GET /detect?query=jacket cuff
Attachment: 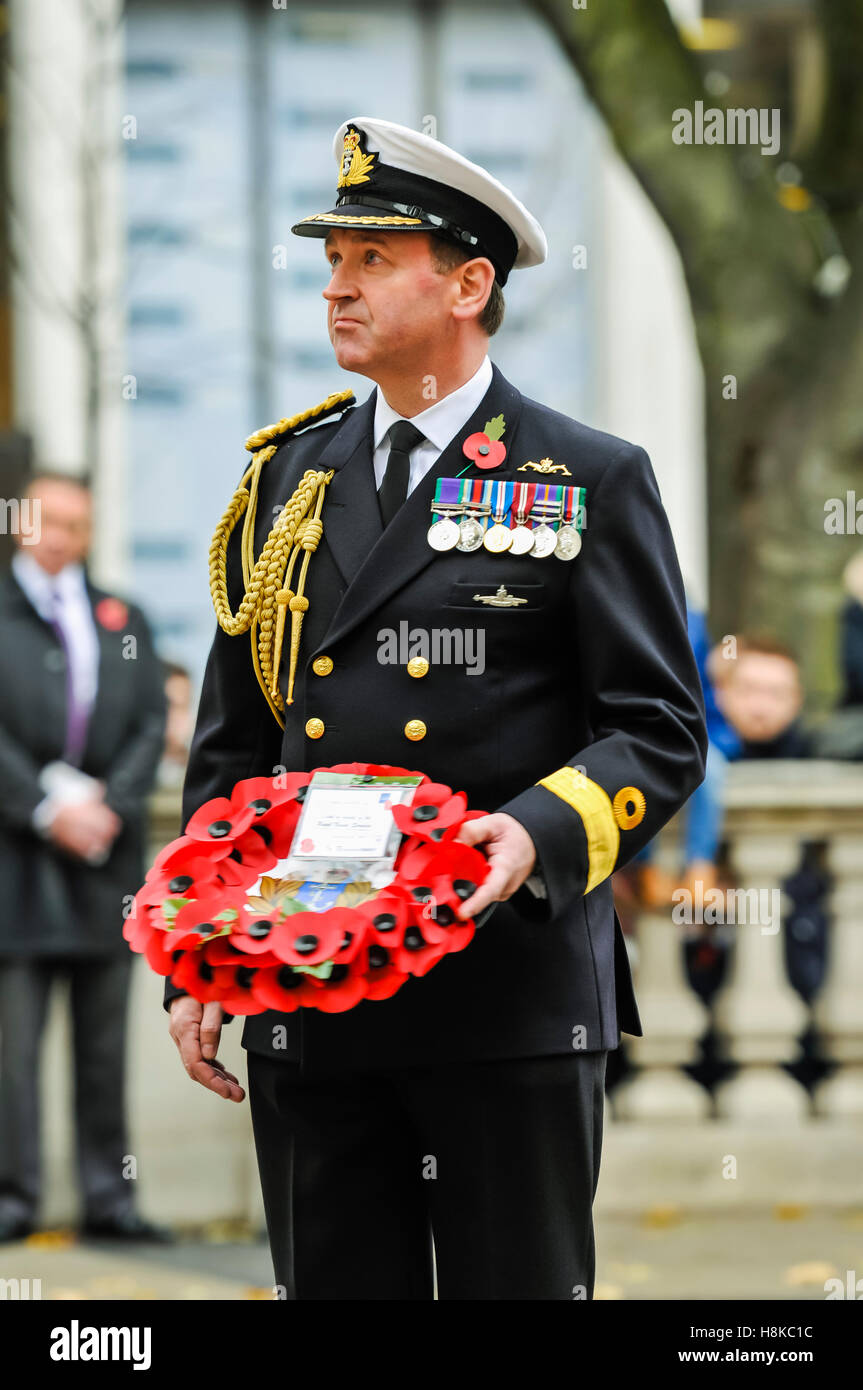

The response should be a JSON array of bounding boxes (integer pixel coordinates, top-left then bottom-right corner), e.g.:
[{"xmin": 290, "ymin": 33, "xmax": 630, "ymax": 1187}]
[
  {"xmin": 498, "ymin": 783, "xmax": 591, "ymax": 922},
  {"xmin": 163, "ymin": 979, "xmax": 235, "ymax": 1023}
]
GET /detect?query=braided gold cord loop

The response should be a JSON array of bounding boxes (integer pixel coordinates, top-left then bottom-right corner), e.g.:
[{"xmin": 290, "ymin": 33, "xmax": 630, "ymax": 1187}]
[
  {"xmin": 206, "ymin": 389, "xmax": 354, "ymax": 727},
  {"xmin": 243, "ymin": 388, "xmax": 354, "ymax": 454}
]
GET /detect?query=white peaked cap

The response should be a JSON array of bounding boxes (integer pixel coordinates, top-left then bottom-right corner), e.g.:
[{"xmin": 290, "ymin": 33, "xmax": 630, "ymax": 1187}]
[{"xmin": 291, "ymin": 115, "xmax": 547, "ymax": 285}]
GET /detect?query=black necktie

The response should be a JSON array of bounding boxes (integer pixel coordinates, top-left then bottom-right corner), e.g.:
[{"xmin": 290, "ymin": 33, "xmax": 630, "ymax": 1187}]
[{"xmin": 378, "ymin": 420, "xmax": 426, "ymax": 526}]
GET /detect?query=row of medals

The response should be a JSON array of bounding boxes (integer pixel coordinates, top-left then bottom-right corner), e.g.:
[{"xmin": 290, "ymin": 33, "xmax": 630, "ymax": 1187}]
[{"xmin": 427, "ymin": 498, "xmax": 583, "ymax": 560}]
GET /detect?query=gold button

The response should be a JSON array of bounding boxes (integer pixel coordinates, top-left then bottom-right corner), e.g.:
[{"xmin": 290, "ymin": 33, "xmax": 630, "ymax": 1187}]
[
  {"xmin": 404, "ymin": 719, "xmax": 427, "ymax": 741},
  {"xmin": 406, "ymin": 657, "xmax": 429, "ymax": 678},
  {"xmin": 305, "ymin": 717, "xmax": 325, "ymax": 739},
  {"xmin": 312, "ymin": 655, "xmax": 334, "ymax": 676}
]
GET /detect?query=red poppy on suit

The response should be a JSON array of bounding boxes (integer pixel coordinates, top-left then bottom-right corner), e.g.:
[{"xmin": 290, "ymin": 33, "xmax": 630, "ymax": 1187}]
[
  {"xmin": 94, "ymin": 596, "xmax": 129, "ymax": 630},
  {"xmin": 462, "ymin": 431, "xmax": 506, "ymax": 470}
]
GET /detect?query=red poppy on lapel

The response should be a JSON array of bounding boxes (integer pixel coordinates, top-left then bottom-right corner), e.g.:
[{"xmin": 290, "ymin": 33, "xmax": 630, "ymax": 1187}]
[
  {"xmin": 462, "ymin": 431, "xmax": 506, "ymax": 470},
  {"xmin": 95, "ymin": 596, "xmax": 129, "ymax": 630}
]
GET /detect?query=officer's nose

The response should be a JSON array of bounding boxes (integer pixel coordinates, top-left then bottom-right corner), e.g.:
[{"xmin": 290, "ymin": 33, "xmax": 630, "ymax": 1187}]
[{"xmin": 323, "ymin": 263, "xmax": 359, "ymax": 304}]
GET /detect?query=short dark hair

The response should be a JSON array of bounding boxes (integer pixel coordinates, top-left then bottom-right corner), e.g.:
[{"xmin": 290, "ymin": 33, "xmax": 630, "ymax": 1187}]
[
  {"xmin": 24, "ymin": 469, "xmax": 92, "ymax": 497},
  {"xmin": 736, "ymin": 635, "xmax": 801, "ymax": 671},
  {"xmin": 427, "ymin": 233, "xmax": 505, "ymax": 336}
]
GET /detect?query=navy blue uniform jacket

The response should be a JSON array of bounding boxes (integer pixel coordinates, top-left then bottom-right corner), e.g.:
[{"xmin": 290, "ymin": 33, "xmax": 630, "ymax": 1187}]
[{"xmin": 165, "ymin": 362, "xmax": 707, "ymax": 1073}]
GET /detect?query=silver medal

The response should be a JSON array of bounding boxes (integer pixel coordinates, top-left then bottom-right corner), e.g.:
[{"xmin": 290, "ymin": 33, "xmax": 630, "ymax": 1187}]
[
  {"xmin": 427, "ymin": 516, "xmax": 460, "ymax": 552},
  {"xmin": 554, "ymin": 524, "xmax": 582, "ymax": 560},
  {"xmin": 457, "ymin": 515, "xmax": 485, "ymax": 552},
  {"xmin": 509, "ymin": 524, "xmax": 535, "ymax": 555},
  {"xmin": 529, "ymin": 522, "xmax": 557, "ymax": 558}
]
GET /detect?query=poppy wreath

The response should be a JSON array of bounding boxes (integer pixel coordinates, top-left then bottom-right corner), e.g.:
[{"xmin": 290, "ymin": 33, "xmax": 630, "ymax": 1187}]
[{"xmin": 126, "ymin": 763, "xmax": 492, "ymax": 1015}]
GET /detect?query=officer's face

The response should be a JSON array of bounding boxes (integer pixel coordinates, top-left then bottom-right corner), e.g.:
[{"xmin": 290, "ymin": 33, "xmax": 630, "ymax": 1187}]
[{"xmin": 322, "ymin": 229, "xmax": 456, "ymax": 378}]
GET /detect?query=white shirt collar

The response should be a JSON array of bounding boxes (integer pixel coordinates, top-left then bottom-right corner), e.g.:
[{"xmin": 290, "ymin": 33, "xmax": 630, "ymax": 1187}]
[
  {"xmin": 373, "ymin": 355, "xmax": 493, "ymax": 454},
  {"xmin": 12, "ymin": 550, "xmax": 87, "ymax": 614}
]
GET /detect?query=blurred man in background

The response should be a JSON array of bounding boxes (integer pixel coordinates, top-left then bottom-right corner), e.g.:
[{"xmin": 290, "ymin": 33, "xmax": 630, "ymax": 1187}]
[
  {"xmin": 714, "ymin": 636, "xmax": 829, "ymax": 1026},
  {"xmin": 0, "ymin": 472, "xmax": 169, "ymax": 1243}
]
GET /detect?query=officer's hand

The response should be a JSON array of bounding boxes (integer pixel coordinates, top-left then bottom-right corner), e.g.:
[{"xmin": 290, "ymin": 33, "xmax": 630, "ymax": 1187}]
[
  {"xmin": 169, "ymin": 997, "xmax": 245, "ymax": 1102},
  {"xmin": 453, "ymin": 813, "xmax": 537, "ymax": 920}
]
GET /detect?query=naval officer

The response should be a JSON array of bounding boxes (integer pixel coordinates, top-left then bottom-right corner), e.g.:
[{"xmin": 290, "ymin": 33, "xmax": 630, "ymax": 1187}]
[{"xmin": 166, "ymin": 116, "xmax": 707, "ymax": 1300}]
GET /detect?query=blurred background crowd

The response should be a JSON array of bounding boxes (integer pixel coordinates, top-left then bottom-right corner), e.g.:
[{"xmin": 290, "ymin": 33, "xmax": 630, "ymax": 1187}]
[{"xmin": 1, "ymin": 0, "xmax": 862, "ymax": 1298}]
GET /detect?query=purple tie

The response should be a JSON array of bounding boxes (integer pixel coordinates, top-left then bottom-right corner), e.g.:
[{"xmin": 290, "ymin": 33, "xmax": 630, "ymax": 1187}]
[{"xmin": 47, "ymin": 584, "xmax": 89, "ymax": 766}]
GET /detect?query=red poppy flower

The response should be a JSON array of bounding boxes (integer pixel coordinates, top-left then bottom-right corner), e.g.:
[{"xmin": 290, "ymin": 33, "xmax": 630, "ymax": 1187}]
[
  {"xmin": 268, "ymin": 907, "xmax": 352, "ymax": 967},
  {"xmin": 185, "ymin": 797, "xmax": 257, "ymax": 848},
  {"xmin": 124, "ymin": 901, "xmax": 161, "ymax": 952},
  {"xmin": 228, "ymin": 776, "xmax": 306, "ymax": 855},
  {"xmin": 144, "ymin": 927, "xmax": 185, "ymax": 977},
  {"xmin": 223, "ymin": 907, "xmax": 293, "ymax": 959},
  {"xmin": 95, "ymin": 596, "xmax": 129, "ymax": 630},
  {"xmin": 391, "ymin": 785, "xmax": 467, "ymax": 839},
  {"xmin": 462, "ymin": 432, "xmax": 506, "ymax": 470},
  {"xmin": 390, "ymin": 923, "xmax": 450, "ymax": 977},
  {"xmin": 170, "ymin": 888, "xmax": 248, "ymax": 947},
  {"xmin": 135, "ymin": 767, "xmax": 490, "ymax": 1015},
  {"xmin": 205, "ymin": 933, "xmax": 280, "ymax": 969},
  {"xmin": 398, "ymin": 834, "xmax": 488, "ymax": 887},
  {"xmin": 169, "ymin": 948, "xmax": 226, "ymax": 1003},
  {"xmin": 362, "ymin": 942, "xmax": 410, "ymax": 999},
  {"xmin": 209, "ymin": 962, "xmax": 268, "ymax": 1015},
  {"xmin": 251, "ymin": 963, "xmax": 316, "ymax": 1013},
  {"xmin": 229, "ymin": 773, "xmax": 308, "ymax": 816},
  {"xmin": 311, "ymin": 964, "xmax": 369, "ymax": 1013}
]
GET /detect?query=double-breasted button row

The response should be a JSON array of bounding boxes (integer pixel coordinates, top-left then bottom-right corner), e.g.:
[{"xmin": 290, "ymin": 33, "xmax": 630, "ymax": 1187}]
[
  {"xmin": 304, "ymin": 715, "xmax": 427, "ymax": 741},
  {"xmin": 313, "ymin": 653, "xmax": 429, "ymax": 680}
]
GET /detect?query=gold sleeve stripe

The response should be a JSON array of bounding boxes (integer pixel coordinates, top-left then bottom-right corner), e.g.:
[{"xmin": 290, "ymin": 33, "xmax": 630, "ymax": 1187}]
[{"xmin": 536, "ymin": 767, "xmax": 620, "ymax": 894}]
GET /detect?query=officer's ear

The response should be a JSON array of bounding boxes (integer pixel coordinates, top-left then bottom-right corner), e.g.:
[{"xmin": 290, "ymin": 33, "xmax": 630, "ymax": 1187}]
[{"xmin": 450, "ymin": 256, "xmax": 496, "ymax": 326}]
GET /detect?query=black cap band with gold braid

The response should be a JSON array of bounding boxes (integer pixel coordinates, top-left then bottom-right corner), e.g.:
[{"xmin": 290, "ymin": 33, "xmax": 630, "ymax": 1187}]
[{"xmin": 208, "ymin": 388, "xmax": 355, "ymax": 728}]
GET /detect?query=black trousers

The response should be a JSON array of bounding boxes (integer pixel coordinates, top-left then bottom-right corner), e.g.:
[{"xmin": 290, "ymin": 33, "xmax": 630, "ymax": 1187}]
[
  {"xmin": 0, "ymin": 955, "xmax": 135, "ymax": 1225},
  {"xmin": 246, "ymin": 1047, "xmax": 608, "ymax": 1301}
]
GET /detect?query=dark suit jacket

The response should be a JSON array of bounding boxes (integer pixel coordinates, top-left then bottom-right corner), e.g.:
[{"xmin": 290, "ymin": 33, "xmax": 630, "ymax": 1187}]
[
  {"xmin": 165, "ymin": 362, "xmax": 707, "ymax": 1070},
  {"xmin": 0, "ymin": 567, "xmax": 167, "ymax": 957}
]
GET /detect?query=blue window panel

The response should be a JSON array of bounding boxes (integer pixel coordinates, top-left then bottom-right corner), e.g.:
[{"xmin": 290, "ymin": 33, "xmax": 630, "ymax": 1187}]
[{"xmin": 129, "ymin": 303, "xmax": 186, "ymax": 327}]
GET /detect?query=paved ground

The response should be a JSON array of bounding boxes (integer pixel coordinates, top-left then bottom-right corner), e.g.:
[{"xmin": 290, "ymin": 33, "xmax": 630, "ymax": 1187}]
[{"xmin": 3, "ymin": 1208, "xmax": 861, "ymax": 1300}]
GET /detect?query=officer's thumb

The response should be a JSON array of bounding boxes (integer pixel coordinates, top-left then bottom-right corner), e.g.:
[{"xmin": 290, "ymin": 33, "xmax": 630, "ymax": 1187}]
[{"xmin": 452, "ymin": 813, "xmax": 496, "ymax": 847}]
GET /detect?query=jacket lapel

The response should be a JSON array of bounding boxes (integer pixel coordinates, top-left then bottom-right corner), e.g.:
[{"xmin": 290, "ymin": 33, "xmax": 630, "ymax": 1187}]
[{"xmin": 317, "ymin": 362, "xmax": 523, "ymax": 649}]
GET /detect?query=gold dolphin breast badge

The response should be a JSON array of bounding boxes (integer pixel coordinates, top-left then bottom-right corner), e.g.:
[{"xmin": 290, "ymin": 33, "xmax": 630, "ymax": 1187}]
[
  {"xmin": 517, "ymin": 457, "xmax": 571, "ymax": 475},
  {"xmin": 473, "ymin": 585, "xmax": 529, "ymax": 608}
]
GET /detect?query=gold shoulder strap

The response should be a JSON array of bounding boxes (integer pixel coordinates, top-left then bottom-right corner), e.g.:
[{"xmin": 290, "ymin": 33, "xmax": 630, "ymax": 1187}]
[{"xmin": 208, "ymin": 388, "xmax": 355, "ymax": 728}]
